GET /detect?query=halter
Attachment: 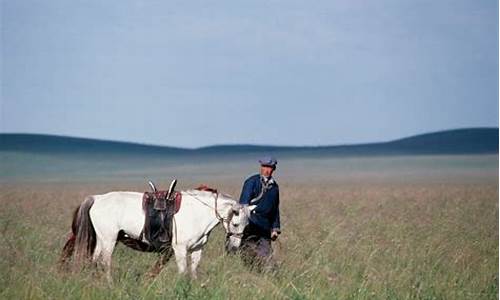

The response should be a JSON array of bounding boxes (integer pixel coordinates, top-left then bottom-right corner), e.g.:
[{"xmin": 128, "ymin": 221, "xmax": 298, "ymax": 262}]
[{"xmin": 226, "ymin": 230, "xmax": 245, "ymax": 239}]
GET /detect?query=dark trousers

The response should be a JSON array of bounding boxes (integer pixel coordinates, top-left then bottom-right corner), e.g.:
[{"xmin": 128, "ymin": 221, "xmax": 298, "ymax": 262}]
[{"xmin": 240, "ymin": 223, "xmax": 273, "ymax": 270}]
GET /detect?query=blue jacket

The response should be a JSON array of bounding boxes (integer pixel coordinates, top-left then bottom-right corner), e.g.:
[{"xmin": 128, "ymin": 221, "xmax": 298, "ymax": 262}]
[{"xmin": 239, "ymin": 174, "xmax": 281, "ymax": 235}]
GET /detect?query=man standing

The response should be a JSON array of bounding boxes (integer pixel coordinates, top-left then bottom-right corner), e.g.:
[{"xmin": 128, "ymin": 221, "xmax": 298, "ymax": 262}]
[{"xmin": 239, "ymin": 156, "xmax": 281, "ymax": 269}]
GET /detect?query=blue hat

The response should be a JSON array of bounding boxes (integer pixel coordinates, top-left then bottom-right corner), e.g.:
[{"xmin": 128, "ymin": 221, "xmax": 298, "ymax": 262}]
[{"xmin": 258, "ymin": 156, "xmax": 277, "ymax": 167}]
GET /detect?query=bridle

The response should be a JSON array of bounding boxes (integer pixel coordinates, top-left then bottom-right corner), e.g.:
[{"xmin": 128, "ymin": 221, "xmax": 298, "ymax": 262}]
[{"xmin": 226, "ymin": 231, "xmax": 245, "ymax": 239}]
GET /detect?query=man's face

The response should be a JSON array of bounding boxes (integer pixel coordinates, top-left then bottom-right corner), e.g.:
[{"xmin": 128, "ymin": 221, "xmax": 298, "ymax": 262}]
[{"xmin": 260, "ymin": 165, "xmax": 275, "ymax": 177}]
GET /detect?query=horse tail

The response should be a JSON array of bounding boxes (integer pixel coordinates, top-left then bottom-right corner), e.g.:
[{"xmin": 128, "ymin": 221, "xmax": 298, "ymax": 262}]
[
  {"xmin": 73, "ymin": 196, "xmax": 96, "ymax": 265},
  {"xmin": 59, "ymin": 206, "xmax": 80, "ymax": 268}
]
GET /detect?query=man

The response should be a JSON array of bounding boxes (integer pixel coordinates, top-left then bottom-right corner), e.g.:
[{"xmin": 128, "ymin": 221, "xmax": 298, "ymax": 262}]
[{"xmin": 239, "ymin": 156, "xmax": 281, "ymax": 269}]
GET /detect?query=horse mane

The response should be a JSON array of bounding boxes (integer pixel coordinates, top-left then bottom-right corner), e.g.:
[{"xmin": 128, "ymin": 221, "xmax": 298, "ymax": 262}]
[
  {"xmin": 195, "ymin": 184, "xmax": 218, "ymax": 194},
  {"xmin": 188, "ymin": 185, "xmax": 234, "ymax": 202}
]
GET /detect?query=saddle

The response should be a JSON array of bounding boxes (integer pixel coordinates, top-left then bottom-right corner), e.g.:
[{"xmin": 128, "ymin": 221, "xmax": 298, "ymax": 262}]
[{"xmin": 139, "ymin": 180, "xmax": 182, "ymax": 252}]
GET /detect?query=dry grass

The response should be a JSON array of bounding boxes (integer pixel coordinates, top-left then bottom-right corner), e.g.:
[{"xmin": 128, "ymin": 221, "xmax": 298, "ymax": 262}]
[{"xmin": 0, "ymin": 157, "xmax": 498, "ymax": 299}]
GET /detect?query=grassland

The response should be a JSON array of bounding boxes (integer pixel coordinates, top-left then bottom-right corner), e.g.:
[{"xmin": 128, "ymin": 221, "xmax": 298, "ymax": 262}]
[{"xmin": 0, "ymin": 155, "xmax": 498, "ymax": 299}]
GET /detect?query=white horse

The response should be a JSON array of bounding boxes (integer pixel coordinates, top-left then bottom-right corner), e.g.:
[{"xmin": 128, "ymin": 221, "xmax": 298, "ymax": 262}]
[{"xmin": 60, "ymin": 184, "xmax": 253, "ymax": 280}]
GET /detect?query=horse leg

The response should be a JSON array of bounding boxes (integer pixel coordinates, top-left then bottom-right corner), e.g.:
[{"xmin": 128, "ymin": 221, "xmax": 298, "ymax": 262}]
[
  {"xmin": 190, "ymin": 249, "xmax": 203, "ymax": 279},
  {"xmin": 92, "ymin": 238, "xmax": 103, "ymax": 266},
  {"xmin": 173, "ymin": 246, "xmax": 188, "ymax": 275},
  {"xmin": 99, "ymin": 238, "xmax": 116, "ymax": 283}
]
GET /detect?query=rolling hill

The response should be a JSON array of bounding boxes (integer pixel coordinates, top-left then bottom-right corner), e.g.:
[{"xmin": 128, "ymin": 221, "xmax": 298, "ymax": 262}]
[{"xmin": 0, "ymin": 128, "xmax": 498, "ymax": 157}]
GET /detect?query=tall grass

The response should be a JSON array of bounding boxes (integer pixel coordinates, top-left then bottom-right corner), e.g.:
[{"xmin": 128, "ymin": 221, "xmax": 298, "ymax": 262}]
[{"xmin": 0, "ymin": 171, "xmax": 497, "ymax": 299}]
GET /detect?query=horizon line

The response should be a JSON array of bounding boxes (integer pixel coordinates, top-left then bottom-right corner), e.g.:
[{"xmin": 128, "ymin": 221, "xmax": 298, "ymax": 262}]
[{"xmin": 0, "ymin": 126, "xmax": 498, "ymax": 150}]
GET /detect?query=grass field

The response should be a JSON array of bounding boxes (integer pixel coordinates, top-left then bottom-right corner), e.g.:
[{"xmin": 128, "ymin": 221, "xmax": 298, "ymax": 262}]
[{"xmin": 0, "ymin": 155, "xmax": 498, "ymax": 299}]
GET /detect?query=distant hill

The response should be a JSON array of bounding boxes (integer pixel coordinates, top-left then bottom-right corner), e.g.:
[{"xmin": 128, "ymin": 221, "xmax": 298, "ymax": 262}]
[
  {"xmin": 0, "ymin": 128, "xmax": 498, "ymax": 158},
  {"xmin": 0, "ymin": 134, "xmax": 187, "ymax": 156}
]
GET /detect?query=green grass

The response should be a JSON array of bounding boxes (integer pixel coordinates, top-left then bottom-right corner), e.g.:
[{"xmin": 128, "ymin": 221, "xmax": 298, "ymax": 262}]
[{"xmin": 0, "ymin": 155, "xmax": 498, "ymax": 299}]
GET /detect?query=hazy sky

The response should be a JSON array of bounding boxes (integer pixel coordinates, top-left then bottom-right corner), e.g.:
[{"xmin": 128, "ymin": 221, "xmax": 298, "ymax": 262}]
[{"xmin": 2, "ymin": 0, "xmax": 498, "ymax": 148}]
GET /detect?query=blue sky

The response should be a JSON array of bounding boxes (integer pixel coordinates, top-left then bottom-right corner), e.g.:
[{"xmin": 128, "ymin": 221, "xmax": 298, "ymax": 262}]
[{"xmin": 1, "ymin": 0, "xmax": 498, "ymax": 148}]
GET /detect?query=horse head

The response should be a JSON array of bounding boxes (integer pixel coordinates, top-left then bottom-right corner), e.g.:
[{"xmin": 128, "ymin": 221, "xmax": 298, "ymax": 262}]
[{"xmin": 225, "ymin": 203, "xmax": 255, "ymax": 253}]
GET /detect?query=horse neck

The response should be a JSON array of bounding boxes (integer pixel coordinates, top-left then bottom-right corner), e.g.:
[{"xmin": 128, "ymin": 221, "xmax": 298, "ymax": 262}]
[
  {"xmin": 184, "ymin": 191, "xmax": 233, "ymax": 220},
  {"xmin": 189, "ymin": 193, "xmax": 235, "ymax": 238}
]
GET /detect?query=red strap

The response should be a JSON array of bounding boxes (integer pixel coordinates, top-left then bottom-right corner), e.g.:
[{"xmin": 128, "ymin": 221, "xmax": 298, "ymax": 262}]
[{"xmin": 174, "ymin": 192, "xmax": 182, "ymax": 214}]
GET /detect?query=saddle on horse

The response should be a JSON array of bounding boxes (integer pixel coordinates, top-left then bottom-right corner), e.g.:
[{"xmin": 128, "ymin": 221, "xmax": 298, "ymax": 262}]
[{"xmin": 139, "ymin": 180, "xmax": 182, "ymax": 252}]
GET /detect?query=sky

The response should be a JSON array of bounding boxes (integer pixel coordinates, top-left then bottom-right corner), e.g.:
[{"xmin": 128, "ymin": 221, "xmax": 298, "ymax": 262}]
[{"xmin": 1, "ymin": 0, "xmax": 498, "ymax": 148}]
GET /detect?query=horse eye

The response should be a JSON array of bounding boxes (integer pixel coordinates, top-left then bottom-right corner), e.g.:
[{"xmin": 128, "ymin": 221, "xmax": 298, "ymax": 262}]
[{"xmin": 233, "ymin": 210, "xmax": 239, "ymax": 216}]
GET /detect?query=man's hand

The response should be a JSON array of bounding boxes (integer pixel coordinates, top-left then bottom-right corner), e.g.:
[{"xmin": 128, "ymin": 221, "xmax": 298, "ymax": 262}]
[{"xmin": 271, "ymin": 231, "xmax": 279, "ymax": 241}]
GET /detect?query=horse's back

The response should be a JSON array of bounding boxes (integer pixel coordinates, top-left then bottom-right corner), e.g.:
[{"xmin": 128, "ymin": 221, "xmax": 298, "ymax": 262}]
[{"xmin": 90, "ymin": 191, "xmax": 145, "ymax": 239}]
